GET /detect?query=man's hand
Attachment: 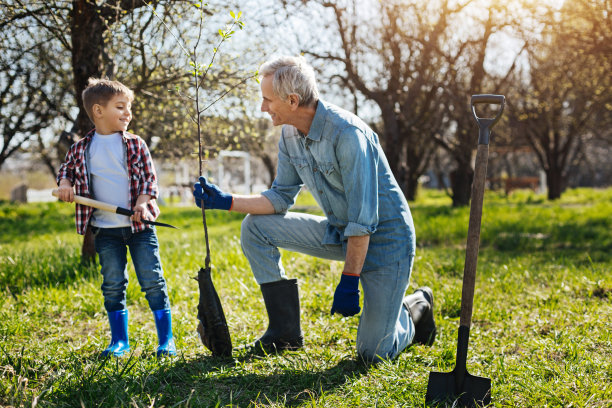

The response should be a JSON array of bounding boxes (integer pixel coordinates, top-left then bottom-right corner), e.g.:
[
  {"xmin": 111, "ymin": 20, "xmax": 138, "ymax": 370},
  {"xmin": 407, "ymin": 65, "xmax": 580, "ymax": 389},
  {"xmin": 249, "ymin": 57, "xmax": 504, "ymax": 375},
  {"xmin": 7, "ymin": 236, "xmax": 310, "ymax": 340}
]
[
  {"xmin": 57, "ymin": 180, "xmax": 74, "ymax": 203},
  {"xmin": 193, "ymin": 176, "xmax": 233, "ymax": 210},
  {"xmin": 330, "ymin": 273, "xmax": 361, "ymax": 317}
]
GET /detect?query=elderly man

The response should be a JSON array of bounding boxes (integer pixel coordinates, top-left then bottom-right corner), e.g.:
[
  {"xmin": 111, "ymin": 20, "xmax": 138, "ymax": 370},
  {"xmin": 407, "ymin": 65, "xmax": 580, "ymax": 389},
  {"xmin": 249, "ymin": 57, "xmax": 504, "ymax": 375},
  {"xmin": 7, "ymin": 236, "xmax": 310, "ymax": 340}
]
[{"xmin": 193, "ymin": 56, "xmax": 436, "ymax": 362}]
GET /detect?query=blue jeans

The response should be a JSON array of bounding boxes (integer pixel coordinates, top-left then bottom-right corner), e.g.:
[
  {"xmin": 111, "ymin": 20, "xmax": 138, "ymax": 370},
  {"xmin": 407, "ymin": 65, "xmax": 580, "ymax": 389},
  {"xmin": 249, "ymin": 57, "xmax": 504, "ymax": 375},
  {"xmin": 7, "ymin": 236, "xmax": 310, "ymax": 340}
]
[
  {"xmin": 93, "ymin": 226, "xmax": 170, "ymax": 313},
  {"xmin": 241, "ymin": 212, "xmax": 415, "ymax": 362}
]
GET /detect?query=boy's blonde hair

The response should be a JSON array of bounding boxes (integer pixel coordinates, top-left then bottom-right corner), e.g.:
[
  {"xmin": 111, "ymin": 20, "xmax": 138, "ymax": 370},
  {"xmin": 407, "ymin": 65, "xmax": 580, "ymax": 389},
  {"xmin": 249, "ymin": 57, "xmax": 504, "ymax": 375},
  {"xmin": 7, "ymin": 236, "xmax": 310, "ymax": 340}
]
[{"xmin": 82, "ymin": 78, "xmax": 134, "ymax": 123}]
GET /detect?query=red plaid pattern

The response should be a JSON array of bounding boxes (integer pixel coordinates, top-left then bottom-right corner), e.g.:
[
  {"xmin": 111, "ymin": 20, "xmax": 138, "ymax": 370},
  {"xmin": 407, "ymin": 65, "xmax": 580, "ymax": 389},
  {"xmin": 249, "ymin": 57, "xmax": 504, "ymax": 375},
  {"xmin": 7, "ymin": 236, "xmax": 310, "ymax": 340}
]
[{"xmin": 57, "ymin": 129, "xmax": 161, "ymax": 235}]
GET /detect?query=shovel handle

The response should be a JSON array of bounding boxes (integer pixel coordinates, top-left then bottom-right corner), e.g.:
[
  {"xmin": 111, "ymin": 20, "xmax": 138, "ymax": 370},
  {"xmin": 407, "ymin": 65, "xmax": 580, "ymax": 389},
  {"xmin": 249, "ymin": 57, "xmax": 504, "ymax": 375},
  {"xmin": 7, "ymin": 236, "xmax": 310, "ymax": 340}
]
[
  {"xmin": 52, "ymin": 189, "xmax": 133, "ymax": 216},
  {"xmin": 471, "ymin": 94, "xmax": 505, "ymax": 145},
  {"xmin": 460, "ymin": 143, "xmax": 488, "ymax": 327},
  {"xmin": 460, "ymin": 94, "xmax": 505, "ymax": 328}
]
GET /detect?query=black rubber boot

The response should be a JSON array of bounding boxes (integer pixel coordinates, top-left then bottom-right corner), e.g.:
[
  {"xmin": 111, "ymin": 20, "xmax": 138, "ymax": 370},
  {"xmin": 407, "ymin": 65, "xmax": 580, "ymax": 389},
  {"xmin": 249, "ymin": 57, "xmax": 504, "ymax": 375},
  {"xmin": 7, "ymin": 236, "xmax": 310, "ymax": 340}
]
[
  {"xmin": 253, "ymin": 278, "xmax": 303, "ymax": 353},
  {"xmin": 403, "ymin": 286, "xmax": 437, "ymax": 346}
]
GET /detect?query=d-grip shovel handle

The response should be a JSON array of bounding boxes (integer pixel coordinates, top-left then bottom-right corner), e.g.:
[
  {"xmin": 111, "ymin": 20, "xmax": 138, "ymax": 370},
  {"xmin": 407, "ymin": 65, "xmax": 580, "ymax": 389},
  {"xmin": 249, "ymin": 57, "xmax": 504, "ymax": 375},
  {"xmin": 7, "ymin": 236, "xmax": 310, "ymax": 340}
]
[
  {"xmin": 471, "ymin": 94, "xmax": 505, "ymax": 145},
  {"xmin": 460, "ymin": 94, "xmax": 505, "ymax": 328}
]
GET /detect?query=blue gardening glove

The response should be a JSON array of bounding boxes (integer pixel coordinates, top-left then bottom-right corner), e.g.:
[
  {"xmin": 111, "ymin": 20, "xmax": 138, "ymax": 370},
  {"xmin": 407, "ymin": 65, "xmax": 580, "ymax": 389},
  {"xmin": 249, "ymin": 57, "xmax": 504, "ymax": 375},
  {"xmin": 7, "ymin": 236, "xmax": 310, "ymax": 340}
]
[
  {"xmin": 330, "ymin": 273, "xmax": 361, "ymax": 317},
  {"xmin": 193, "ymin": 176, "xmax": 233, "ymax": 210}
]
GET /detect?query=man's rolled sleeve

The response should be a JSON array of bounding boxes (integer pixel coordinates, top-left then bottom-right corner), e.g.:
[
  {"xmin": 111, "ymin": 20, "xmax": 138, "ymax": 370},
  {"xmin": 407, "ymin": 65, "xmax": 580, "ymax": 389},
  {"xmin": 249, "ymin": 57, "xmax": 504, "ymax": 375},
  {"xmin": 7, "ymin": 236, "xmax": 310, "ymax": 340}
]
[
  {"xmin": 344, "ymin": 221, "xmax": 376, "ymax": 237},
  {"xmin": 261, "ymin": 189, "xmax": 290, "ymax": 214}
]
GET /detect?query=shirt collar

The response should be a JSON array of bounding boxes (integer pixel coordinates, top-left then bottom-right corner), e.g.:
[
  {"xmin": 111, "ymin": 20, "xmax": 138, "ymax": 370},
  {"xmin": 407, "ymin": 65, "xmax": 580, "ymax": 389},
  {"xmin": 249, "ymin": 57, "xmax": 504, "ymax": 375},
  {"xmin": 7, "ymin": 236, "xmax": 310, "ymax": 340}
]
[
  {"xmin": 89, "ymin": 128, "xmax": 134, "ymax": 142},
  {"xmin": 305, "ymin": 100, "xmax": 327, "ymax": 141}
]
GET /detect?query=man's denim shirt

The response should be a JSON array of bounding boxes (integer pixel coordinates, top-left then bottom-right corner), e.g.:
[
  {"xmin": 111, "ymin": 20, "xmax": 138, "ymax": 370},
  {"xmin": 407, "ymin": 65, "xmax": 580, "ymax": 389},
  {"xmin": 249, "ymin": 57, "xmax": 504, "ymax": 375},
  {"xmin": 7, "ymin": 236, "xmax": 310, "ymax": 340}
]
[{"xmin": 262, "ymin": 100, "xmax": 415, "ymax": 270}]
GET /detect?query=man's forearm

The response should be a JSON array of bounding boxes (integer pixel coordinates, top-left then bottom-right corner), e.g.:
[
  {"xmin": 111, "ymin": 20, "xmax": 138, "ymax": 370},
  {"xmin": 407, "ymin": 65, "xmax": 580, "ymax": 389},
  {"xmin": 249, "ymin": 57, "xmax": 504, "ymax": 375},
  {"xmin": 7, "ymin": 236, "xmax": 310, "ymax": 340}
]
[
  {"xmin": 230, "ymin": 194, "xmax": 276, "ymax": 215},
  {"xmin": 343, "ymin": 235, "xmax": 370, "ymax": 276}
]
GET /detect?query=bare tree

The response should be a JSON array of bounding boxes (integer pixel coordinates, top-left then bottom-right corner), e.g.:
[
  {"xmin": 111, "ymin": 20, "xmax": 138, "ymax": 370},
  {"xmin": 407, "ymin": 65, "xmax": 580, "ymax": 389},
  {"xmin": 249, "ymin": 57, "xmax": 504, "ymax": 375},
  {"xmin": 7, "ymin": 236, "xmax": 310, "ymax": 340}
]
[
  {"xmin": 508, "ymin": 0, "xmax": 611, "ymax": 199},
  {"xmin": 280, "ymin": 0, "xmax": 520, "ymax": 205},
  {"xmin": 0, "ymin": 0, "xmax": 256, "ymax": 261}
]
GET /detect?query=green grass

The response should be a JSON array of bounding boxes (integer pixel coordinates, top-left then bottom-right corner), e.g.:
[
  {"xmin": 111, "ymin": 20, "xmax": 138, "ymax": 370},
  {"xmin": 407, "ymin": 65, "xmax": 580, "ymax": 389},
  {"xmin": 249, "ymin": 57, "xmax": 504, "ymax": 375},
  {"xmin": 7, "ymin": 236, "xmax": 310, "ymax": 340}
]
[{"xmin": 1, "ymin": 188, "xmax": 611, "ymax": 407}]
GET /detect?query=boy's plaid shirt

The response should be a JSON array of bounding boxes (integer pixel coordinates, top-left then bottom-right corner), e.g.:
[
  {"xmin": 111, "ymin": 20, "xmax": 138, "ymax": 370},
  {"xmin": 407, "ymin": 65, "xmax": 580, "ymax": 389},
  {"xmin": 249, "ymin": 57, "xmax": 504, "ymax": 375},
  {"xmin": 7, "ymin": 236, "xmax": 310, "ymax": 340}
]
[{"xmin": 57, "ymin": 129, "xmax": 161, "ymax": 235}]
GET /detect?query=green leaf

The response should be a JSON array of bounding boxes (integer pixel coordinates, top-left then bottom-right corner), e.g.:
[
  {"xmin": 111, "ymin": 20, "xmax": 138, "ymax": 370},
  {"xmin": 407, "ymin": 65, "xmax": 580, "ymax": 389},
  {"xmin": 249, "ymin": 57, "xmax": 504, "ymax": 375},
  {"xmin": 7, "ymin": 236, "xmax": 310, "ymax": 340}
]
[{"xmin": 230, "ymin": 11, "xmax": 235, "ymax": 18}]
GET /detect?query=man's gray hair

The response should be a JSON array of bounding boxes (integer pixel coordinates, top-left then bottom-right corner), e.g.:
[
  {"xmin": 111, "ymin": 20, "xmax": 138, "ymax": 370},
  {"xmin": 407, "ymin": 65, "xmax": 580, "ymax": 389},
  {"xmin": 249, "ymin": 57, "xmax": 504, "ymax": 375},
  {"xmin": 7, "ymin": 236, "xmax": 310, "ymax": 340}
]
[{"xmin": 259, "ymin": 56, "xmax": 319, "ymax": 107}]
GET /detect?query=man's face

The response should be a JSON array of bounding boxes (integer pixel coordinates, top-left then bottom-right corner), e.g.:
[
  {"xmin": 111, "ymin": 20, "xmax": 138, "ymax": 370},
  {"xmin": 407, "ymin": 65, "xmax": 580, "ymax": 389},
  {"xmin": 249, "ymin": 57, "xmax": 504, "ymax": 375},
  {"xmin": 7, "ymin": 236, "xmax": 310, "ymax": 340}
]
[
  {"xmin": 260, "ymin": 75, "xmax": 294, "ymax": 126},
  {"xmin": 95, "ymin": 94, "xmax": 132, "ymax": 134}
]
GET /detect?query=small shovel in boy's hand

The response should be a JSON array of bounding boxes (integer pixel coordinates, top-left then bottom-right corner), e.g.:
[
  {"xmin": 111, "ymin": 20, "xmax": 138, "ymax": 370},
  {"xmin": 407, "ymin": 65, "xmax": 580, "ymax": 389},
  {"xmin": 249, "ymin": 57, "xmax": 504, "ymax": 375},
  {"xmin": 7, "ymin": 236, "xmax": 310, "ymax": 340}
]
[{"xmin": 52, "ymin": 189, "xmax": 179, "ymax": 229}]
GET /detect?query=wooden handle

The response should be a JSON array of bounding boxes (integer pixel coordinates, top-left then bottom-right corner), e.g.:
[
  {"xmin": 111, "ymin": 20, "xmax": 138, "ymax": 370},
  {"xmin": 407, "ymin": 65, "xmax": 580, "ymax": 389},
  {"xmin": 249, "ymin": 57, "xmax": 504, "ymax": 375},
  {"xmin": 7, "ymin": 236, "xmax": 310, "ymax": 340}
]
[
  {"xmin": 52, "ymin": 189, "xmax": 129, "ymax": 214},
  {"xmin": 459, "ymin": 144, "xmax": 489, "ymax": 327}
]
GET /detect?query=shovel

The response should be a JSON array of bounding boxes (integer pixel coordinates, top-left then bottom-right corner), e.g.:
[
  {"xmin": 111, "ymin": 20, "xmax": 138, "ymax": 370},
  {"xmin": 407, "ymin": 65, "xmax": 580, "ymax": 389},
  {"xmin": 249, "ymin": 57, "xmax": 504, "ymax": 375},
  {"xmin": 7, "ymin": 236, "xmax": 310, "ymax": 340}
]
[
  {"xmin": 425, "ymin": 94, "xmax": 505, "ymax": 407},
  {"xmin": 52, "ymin": 189, "xmax": 178, "ymax": 229}
]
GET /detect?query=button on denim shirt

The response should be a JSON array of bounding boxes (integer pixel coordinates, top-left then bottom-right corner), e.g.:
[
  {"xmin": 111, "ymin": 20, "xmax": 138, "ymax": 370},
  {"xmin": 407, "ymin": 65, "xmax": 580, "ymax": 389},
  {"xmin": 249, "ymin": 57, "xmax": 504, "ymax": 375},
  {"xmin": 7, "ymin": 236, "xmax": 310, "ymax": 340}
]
[{"xmin": 262, "ymin": 100, "xmax": 415, "ymax": 270}]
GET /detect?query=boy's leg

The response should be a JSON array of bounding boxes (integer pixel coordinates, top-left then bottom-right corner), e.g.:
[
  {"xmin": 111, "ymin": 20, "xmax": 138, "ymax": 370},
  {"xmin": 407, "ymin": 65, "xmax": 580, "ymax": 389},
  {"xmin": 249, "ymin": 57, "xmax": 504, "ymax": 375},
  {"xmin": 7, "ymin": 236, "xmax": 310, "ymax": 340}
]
[
  {"xmin": 127, "ymin": 227, "xmax": 170, "ymax": 312},
  {"xmin": 94, "ymin": 227, "xmax": 131, "ymax": 356},
  {"xmin": 356, "ymin": 255, "xmax": 415, "ymax": 363},
  {"xmin": 240, "ymin": 212, "xmax": 345, "ymax": 284},
  {"xmin": 94, "ymin": 227, "xmax": 130, "ymax": 312},
  {"xmin": 129, "ymin": 228, "xmax": 175, "ymax": 356}
]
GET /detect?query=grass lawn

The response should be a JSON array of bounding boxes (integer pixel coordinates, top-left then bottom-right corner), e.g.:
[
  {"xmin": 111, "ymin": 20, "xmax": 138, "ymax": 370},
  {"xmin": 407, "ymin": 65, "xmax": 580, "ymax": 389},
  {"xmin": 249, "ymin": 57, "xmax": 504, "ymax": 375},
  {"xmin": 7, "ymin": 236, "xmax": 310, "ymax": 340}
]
[{"xmin": 1, "ymin": 188, "xmax": 610, "ymax": 407}]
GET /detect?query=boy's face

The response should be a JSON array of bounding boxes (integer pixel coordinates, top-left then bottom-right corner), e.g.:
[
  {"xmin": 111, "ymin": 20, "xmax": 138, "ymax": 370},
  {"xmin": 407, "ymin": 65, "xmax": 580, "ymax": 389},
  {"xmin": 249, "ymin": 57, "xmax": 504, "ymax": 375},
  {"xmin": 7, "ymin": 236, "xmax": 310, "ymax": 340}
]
[{"xmin": 93, "ymin": 94, "xmax": 132, "ymax": 134}]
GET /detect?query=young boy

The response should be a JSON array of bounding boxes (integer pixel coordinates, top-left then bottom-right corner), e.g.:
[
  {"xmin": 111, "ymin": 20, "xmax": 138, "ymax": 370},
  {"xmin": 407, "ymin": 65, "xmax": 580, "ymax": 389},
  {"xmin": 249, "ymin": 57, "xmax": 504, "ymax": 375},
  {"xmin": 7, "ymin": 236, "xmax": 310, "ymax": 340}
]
[{"xmin": 56, "ymin": 78, "xmax": 176, "ymax": 357}]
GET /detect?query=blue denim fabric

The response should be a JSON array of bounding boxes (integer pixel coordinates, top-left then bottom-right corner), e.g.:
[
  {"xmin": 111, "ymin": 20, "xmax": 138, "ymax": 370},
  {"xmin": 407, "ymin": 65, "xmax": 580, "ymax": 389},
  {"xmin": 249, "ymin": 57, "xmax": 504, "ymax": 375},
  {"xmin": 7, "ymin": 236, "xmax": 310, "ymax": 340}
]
[
  {"xmin": 93, "ymin": 226, "xmax": 170, "ymax": 312},
  {"xmin": 261, "ymin": 100, "xmax": 416, "ymax": 270},
  {"xmin": 241, "ymin": 212, "xmax": 415, "ymax": 361},
  {"xmin": 243, "ymin": 100, "xmax": 418, "ymax": 361}
]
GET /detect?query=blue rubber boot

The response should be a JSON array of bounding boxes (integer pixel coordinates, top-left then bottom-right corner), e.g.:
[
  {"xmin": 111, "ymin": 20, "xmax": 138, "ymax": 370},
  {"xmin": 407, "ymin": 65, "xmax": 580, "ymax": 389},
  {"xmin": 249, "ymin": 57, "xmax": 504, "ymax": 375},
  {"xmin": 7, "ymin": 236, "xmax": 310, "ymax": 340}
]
[
  {"xmin": 153, "ymin": 309, "xmax": 176, "ymax": 357},
  {"xmin": 101, "ymin": 309, "xmax": 130, "ymax": 357}
]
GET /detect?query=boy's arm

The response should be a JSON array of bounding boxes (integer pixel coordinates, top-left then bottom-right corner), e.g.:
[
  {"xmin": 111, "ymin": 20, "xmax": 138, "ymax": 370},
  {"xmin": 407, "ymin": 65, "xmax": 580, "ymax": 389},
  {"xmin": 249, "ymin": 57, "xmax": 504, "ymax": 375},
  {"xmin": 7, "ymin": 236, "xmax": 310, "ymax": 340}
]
[
  {"xmin": 56, "ymin": 146, "xmax": 77, "ymax": 202},
  {"xmin": 138, "ymin": 140, "xmax": 159, "ymax": 199},
  {"xmin": 56, "ymin": 179, "xmax": 74, "ymax": 202},
  {"xmin": 132, "ymin": 194, "xmax": 152, "ymax": 222}
]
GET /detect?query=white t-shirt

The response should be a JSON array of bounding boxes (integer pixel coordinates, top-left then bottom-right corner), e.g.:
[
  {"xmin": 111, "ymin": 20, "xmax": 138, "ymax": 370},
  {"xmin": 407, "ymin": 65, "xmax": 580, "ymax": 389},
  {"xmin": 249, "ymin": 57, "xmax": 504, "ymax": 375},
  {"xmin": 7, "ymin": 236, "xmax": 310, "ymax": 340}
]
[{"xmin": 89, "ymin": 132, "xmax": 131, "ymax": 228}]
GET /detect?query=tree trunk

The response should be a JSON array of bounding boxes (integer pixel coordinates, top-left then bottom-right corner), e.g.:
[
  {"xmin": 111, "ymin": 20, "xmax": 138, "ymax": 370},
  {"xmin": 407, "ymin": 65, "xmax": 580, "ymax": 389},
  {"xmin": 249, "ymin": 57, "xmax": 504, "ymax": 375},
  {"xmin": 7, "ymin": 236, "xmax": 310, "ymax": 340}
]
[
  {"xmin": 450, "ymin": 162, "xmax": 474, "ymax": 207},
  {"xmin": 403, "ymin": 170, "xmax": 419, "ymax": 202},
  {"xmin": 70, "ymin": 0, "xmax": 106, "ymax": 263},
  {"xmin": 546, "ymin": 169, "xmax": 565, "ymax": 200},
  {"xmin": 260, "ymin": 154, "xmax": 276, "ymax": 188}
]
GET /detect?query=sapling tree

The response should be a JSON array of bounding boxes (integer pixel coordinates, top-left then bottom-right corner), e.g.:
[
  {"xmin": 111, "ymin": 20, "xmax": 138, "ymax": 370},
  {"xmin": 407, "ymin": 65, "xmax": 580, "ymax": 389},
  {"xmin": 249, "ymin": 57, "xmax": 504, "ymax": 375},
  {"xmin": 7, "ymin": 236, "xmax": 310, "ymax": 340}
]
[{"xmin": 144, "ymin": 0, "xmax": 255, "ymax": 267}]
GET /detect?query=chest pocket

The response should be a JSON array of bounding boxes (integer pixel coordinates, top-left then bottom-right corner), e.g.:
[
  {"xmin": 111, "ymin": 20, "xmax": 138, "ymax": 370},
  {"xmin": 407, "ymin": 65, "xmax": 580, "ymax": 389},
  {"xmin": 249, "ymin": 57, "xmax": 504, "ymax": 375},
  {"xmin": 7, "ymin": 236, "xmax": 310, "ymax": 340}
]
[
  {"xmin": 318, "ymin": 161, "xmax": 343, "ymax": 192},
  {"xmin": 289, "ymin": 157, "xmax": 309, "ymax": 170},
  {"xmin": 318, "ymin": 162, "xmax": 335, "ymax": 176}
]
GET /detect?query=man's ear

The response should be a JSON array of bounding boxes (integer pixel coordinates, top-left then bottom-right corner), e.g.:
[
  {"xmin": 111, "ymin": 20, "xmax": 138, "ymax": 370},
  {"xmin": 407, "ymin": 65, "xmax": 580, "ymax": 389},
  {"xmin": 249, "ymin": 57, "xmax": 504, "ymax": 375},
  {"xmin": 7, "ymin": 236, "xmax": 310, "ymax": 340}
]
[{"xmin": 288, "ymin": 94, "xmax": 300, "ymax": 110}]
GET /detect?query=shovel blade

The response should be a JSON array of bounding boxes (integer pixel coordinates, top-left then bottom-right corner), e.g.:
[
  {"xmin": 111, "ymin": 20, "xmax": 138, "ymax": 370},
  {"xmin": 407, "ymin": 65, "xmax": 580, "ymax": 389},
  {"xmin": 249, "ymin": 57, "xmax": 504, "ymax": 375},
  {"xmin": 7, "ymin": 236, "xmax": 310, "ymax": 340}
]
[{"xmin": 426, "ymin": 368, "xmax": 491, "ymax": 407}]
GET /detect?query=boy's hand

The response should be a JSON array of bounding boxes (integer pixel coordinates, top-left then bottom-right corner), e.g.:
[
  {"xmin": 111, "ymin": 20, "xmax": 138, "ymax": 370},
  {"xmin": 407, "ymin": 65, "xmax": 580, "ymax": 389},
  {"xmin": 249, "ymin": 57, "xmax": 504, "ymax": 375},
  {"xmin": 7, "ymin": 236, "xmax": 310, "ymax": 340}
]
[
  {"xmin": 132, "ymin": 195, "xmax": 152, "ymax": 223},
  {"xmin": 57, "ymin": 181, "xmax": 74, "ymax": 202}
]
